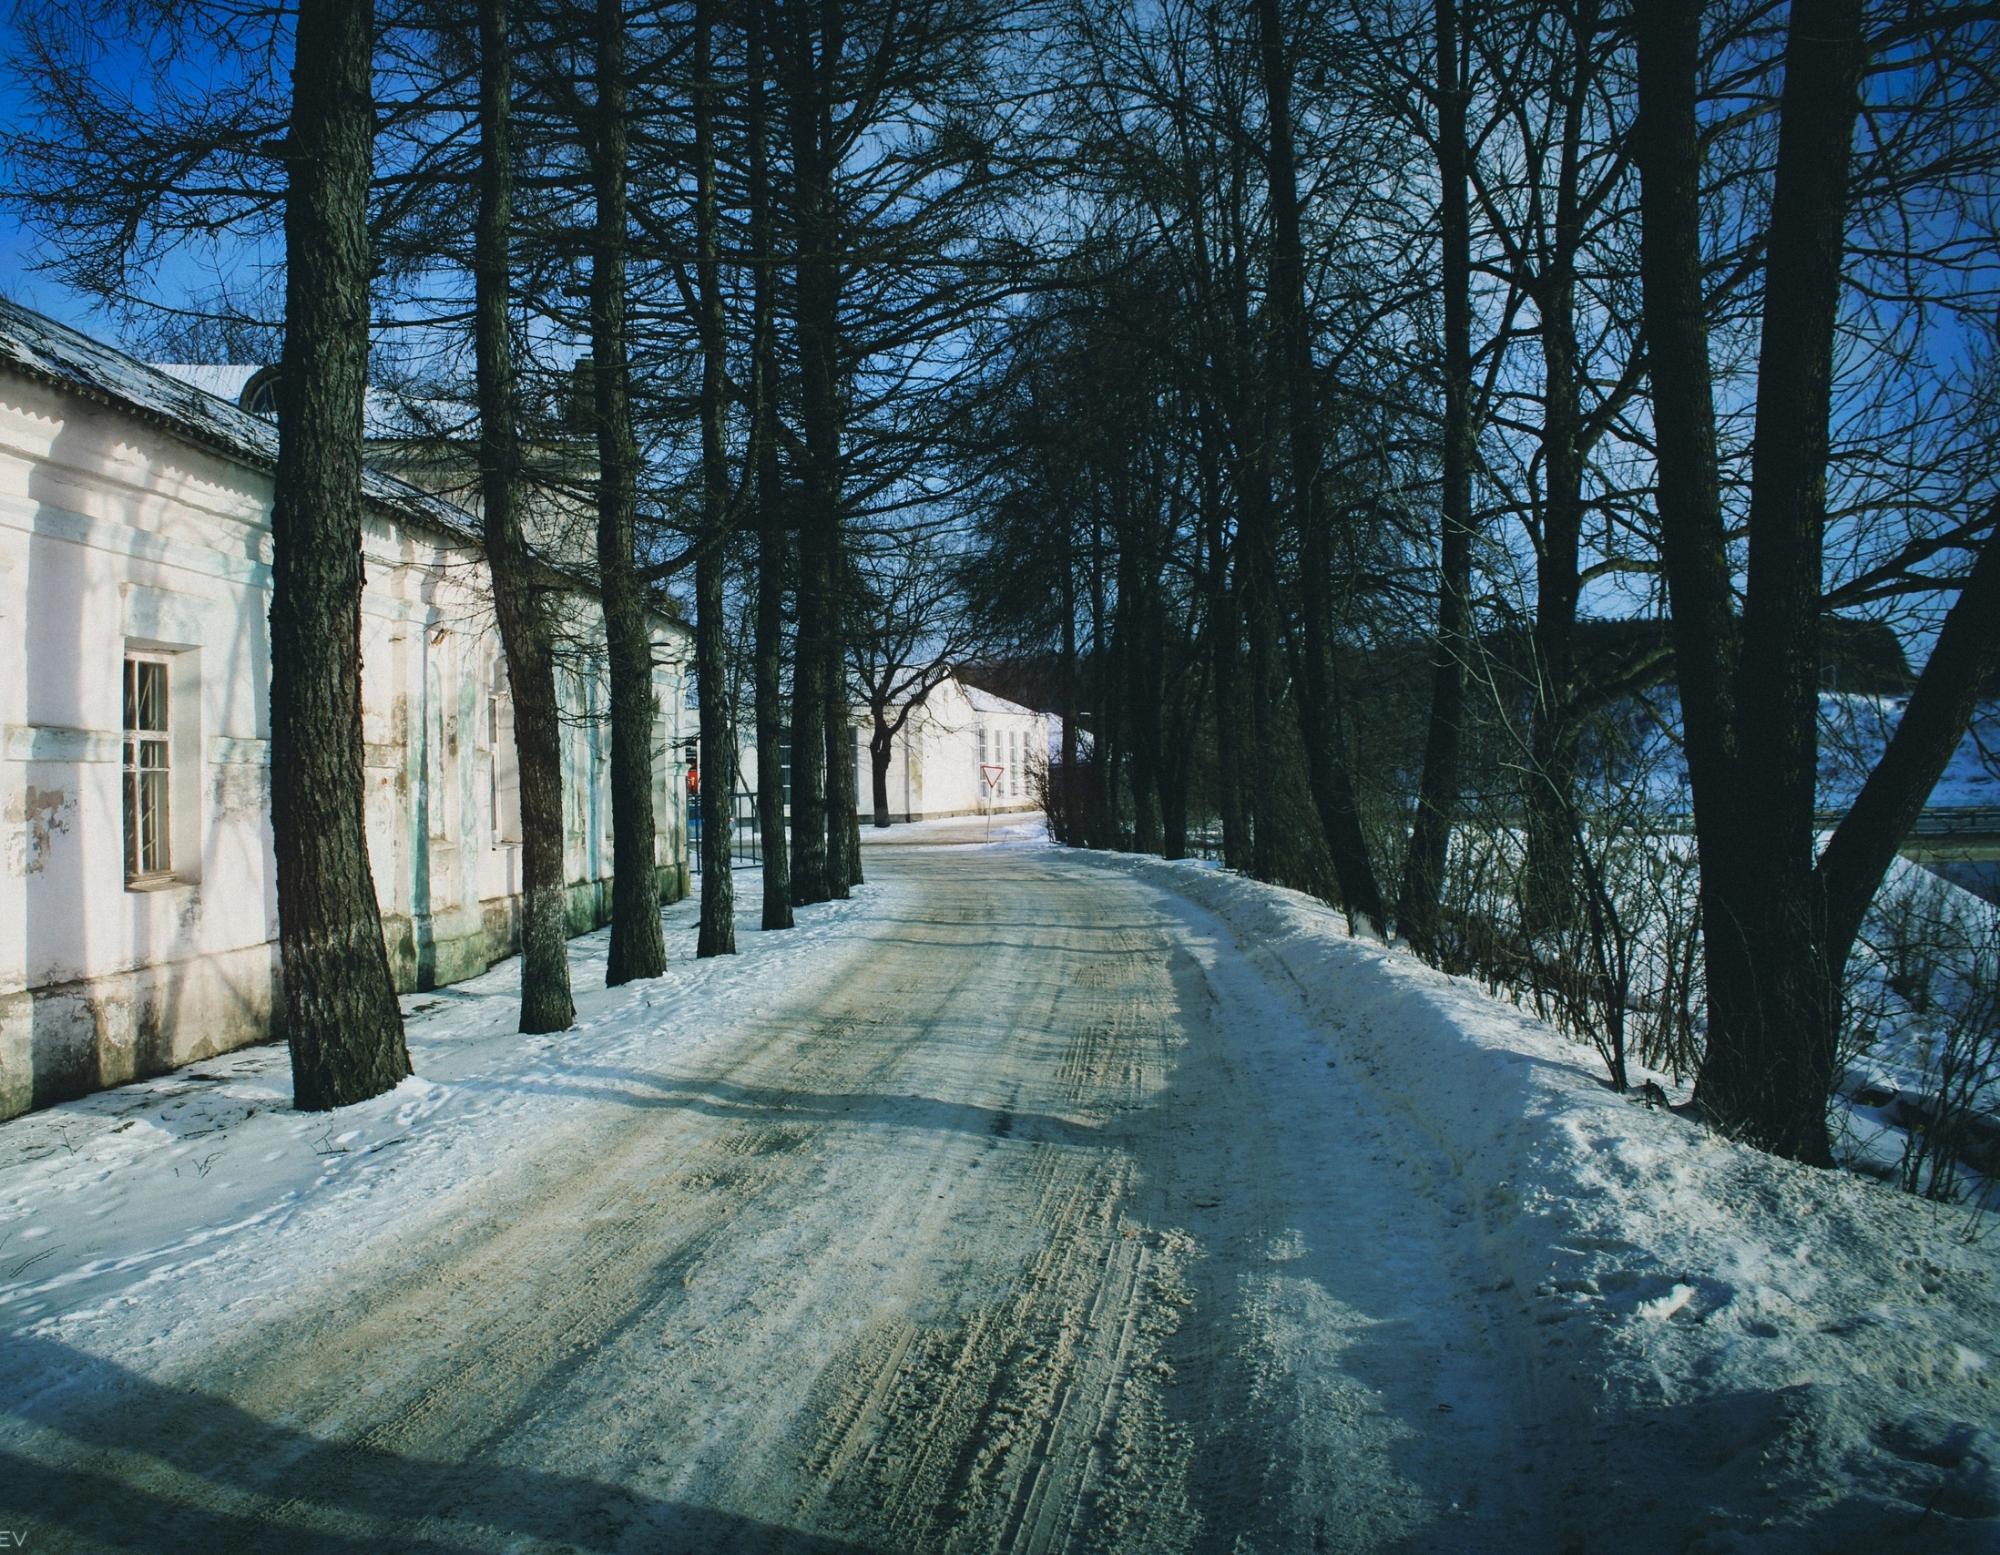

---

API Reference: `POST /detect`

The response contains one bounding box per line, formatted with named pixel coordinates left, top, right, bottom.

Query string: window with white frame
left=123, top=654, right=172, bottom=880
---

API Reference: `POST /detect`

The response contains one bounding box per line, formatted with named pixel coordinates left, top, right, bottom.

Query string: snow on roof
left=960, top=682, right=1044, bottom=719
left=151, top=362, right=468, bottom=443
left=0, top=297, right=477, bottom=544
left=150, top=363, right=261, bottom=405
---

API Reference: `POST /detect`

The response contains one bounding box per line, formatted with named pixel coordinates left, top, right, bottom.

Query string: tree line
left=954, top=0, right=1998, bottom=1168
left=6, top=0, right=1025, bottom=1104
left=7, top=0, right=1998, bottom=1169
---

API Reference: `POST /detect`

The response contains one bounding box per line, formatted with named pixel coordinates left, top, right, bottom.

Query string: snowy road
left=3, top=829, right=1562, bottom=1553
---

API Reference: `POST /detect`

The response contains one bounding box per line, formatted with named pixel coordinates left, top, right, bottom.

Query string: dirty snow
left=1083, top=849, right=2000, bottom=1553
left=1, top=833, right=1994, bottom=1552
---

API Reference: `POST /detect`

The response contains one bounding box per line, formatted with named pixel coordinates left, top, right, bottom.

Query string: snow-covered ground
left=0, top=866, right=870, bottom=1350
left=1077, top=850, right=2000, bottom=1552
left=3, top=833, right=1996, bottom=1552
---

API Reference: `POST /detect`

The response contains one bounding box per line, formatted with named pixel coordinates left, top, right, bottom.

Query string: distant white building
left=855, top=675, right=1050, bottom=823
left=0, top=300, right=692, bottom=1121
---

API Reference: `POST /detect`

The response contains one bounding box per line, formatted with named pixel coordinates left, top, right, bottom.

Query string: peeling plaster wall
left=0, top=372, right=692, bottom=1119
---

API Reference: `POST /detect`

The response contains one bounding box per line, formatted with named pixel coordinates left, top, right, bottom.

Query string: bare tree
left=848, top=531, right=988, bottom=827
left=691, top=0, right=739, bottom=956
left=1634, top=0, right=2000, bottom=1162
left=589, top=0, right=669, bottom=986
left=273, top=0, right=413, bottom=1106
left=477, top=0, right=575, bottom=1035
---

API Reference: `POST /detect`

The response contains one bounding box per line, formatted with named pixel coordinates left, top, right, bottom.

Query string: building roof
left=960, top=682, right=1044, bottom=719
left=147, top=362, right=263, bottom=407
left=151, top=362, right=471, bottom=444
left=0, top=297, right=479, bottom=545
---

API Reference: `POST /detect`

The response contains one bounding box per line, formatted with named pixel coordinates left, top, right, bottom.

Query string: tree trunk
left=1400, top=0, right=1474, bottom=953
left=754, top=502, right=794, bottom=926
left=1254, top=0, right=1386, bottom=930
left=1087, top=510, right=1118, bottom=848
left=1522, top=0, right=1598, bottom=939
left=591, top=0, right=666, bottom=986
left=1234, top=418, right=1283, bottom=882
left=1058, top=513, right=1080, bottom=844
left=477, top=0, right=574, bottom=1036
left=747, top=0, right=792, bottom=932
left=273, top=0, right=411, bottom=1109
left=693, top=0, right=736, bottom=957
left=1636, top=0, right=1865, bottom=1162
left=789, top=542, right=830, bottom=903
left=783, top=0, right=839, bottom=905
left=1158, top=661, right=1191, bottom=861
left=695, top=542, right=736, bottom=956
left=871, top=720, right=894, bottom=825
left=1117, top=494, right=1163, bottom=854
left=825, top=678, right=856, bottom=894
left=1199, top=405, right=1249, bottom=871
left=824, top=545, right=860, bottom=890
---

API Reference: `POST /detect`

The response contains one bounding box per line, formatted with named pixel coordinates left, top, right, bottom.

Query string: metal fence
left=689, top=789, right=764, bottom=871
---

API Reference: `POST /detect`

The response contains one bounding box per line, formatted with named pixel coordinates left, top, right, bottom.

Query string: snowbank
left=1078, top=849, right=2000, bottom=1554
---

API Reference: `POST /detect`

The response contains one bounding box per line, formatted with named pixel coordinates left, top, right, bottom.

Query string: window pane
left=131, top=660, right=167, bottom=732
left=124, top=655, right=172, bottom=877
left=124, top=771, right=140, bottom=878
left=139, top=769, right=169, bottom=874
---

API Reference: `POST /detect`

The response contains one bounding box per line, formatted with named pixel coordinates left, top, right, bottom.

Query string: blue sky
left=0, top=12, right=282, bottom=347
left=2, top=13, right=139, bottom=338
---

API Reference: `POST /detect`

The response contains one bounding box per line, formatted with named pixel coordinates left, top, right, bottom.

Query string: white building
left=857, top=675, right=1050, bottom=822
left=0, top=300, right=692, bottom=1121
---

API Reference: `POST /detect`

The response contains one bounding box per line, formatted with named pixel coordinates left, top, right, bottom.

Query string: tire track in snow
left=7, top=838, right=1559, bottom=1553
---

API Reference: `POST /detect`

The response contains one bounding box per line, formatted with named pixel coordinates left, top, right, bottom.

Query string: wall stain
left=5, top=785, right=73, bottom=876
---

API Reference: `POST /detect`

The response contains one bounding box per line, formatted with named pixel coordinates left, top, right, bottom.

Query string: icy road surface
left=4, top=818, right=1995, bottom=1552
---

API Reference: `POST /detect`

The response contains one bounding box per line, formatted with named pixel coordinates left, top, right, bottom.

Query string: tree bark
left=1199, top=403, right=1249, bottom=872
left=1058, top=508, right=1081, bottom=844
left=824, top=667, right=856, bottom=894
left=1400, top=0, right=1475, bottom=953
left=789, top=542, right=830, bottom=904
left=273, top=0, right=411, bottom=1108
left=1521, top=0, right=1598, bottom=939
left=1232, top=397, right=1283, bottom=881
left=783, top=0, right=839, bottom=905
left=1116, top=481, right=1163, bottom=854
left=1636, top=0, right=1866, bottom=1162
left=1085, top=507, right=1115, bottom=847
left=693, top=0, right=737, bottom=956
left=477, top=0, right=574, bottom=1036
left=591, top=0, right=666, bottom=986
left=869, top=707, right=899, bottom=826
left=747, top=0, right=793, bottom=931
